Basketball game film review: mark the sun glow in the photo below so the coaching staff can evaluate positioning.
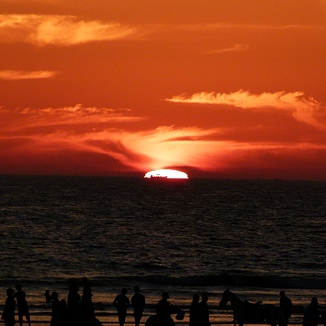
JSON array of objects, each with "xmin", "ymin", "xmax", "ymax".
[{"xmin": 144, "ymin": 169, "xmax": 189, "ymax": 179}]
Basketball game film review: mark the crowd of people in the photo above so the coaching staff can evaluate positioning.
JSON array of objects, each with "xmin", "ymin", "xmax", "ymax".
[{"xmin": 1, "ymin": 282, "xmax": 326, "ymax": 326}]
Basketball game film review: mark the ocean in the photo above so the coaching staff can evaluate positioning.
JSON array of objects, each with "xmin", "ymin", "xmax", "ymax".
[{"xmin": 0, "ymin": 175, "xmax": 326, "ymax": 325}]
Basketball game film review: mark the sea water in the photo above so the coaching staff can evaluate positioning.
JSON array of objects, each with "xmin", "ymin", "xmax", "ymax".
[{"xmin": 0, "ymin": 176, "xmax": 326, "ymax": 324}]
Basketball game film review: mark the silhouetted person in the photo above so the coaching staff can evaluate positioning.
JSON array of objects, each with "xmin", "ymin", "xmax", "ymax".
[
  {"xmin": 15, "ymin": 284, "xmax": 31, "ymax": 326},
  {"xmin": 57, "ymin": 299, "xmax": 67, "ymax": 326},
  {"xmin": 131, "ymin": 286, "xmax": 145, "ymax": 326},
  {"xmin": 321, "ymin": 309, "xmax": 326, "ymax": 326},
  {"xmin": 2, "ymin": 288, "xmax": 16, "ymax": 326},
  {"xmin": 50, "ymin": 292, "xmax": 60, "ymax": 326},
  {"xmin": 66, "ymin": 281, "xmax": 82, "ymax": 326},
  {"xmin": 67, "ymin": 281, "xmax": 81, "ymax": 307},
  {"xmin": 189, "ymin": 294, "xmax": 201, "ymax": 326},
  {"xmin": 44, "ymin": 290, "xmax": 52, "ymax": 303},
  {"xmin": 82, "ymin": 277, "xmax": 93, "ymax": 304},
  {"xmin": 279, "ymin": 290, "xmax": 293, "ymax": 326},
  {"xmin": 81, "ymin": 277, "xmax": 96, "ymax": 324},
  {"xmin": 199, "ymin": 294, "xmax": 210, "ymax": 326},
  {"xmin": 113, "ymin": 288, "xmax": 130, "ymax": 326},
  {"xmin": 303, "ymin": 297, "xmax": 320, "ymax": 326},
  {"xmin": 156, "ymin": 292, "xmax": 172, "ymax": 320}
]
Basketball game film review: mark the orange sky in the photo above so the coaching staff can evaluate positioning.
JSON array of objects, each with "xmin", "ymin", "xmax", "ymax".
[{"xmin": 1, "ymin": 0, "xmax": 326, "ymax": 179}]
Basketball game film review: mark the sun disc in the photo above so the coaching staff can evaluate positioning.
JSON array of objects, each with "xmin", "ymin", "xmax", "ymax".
[{"xmin": 144, "ymin": 169, "xmax": 188, "ymax": 179}]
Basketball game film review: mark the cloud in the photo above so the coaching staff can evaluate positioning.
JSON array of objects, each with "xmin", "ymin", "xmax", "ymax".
[
  {"xmin": 0, "ymin": 70, "xmax": 59, "ymax": 80},
  {"xmin": 1, "ymin": 103, "xmax": 326, "ymax": 178},
  {"xmin": 167, "ymin": 90, "xmax": 326, "ymax": 130},
  {"xmin": 207, "ymin": 43, "xmax": 249, "ymax": 54},
  {"xmin": 146, "ymin": 22, "xmax": 325, "ymax": 36},
  {"xmin": 0, "ymin": 104, "xmax": 223, "ymax": 173},
  {"xmin": 0, "ymin": 14, "xmax": 135, "ymax": 46},
  {"xmin": 0, "ymin": 104, "xmax": 141, "ymax": 134}
]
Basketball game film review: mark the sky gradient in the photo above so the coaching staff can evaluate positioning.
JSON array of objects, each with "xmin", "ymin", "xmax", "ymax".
[{"xmin": 1, "ymin": 0, "xmax": 326, "ymax": 179}]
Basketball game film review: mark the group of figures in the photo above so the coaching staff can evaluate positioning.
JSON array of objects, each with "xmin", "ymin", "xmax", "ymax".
[
  {"xmin": 1, "ymin": 278, "xmax": 101, "ymax": 326},
  {"xmin": 110, "ymin": 287, "xmax": 213, "ymax": 326},
  {"xmin": 219, "ymin": 289, "xmax": 326, "ymax": 326},
  {"xmin": 113, "ymin": 286, "xmax": 145, "ymax": 326},
  {"xmin": 1, "ymin": 284, "xmax": 31, "ymax": 326},
  {"xmin": 112, "ymin": 288, "xmax": 189, "ymax": 326},
  {"xmin": 2, "ymin": 283, "xmax": 326, "ymax": 326}
]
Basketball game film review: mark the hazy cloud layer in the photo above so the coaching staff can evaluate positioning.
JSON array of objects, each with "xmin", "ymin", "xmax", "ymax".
[
  {"xmin": 0, "ymin": 14, "xmax": 135, "ymax": 46},
  {"xmin": 167, "ymin": 90, "xmax": 326, "ymax": 130}
]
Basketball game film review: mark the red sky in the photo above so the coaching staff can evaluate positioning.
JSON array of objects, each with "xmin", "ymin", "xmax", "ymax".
[{"xmin": 1, "ymin": 0, "xmax": 326, "ymax": 179}]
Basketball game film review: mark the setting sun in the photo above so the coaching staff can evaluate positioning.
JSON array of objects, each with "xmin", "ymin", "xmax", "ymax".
[
  {"xmin": 0, "ymin": 1, "xmax": 326, "ymax": 180},
  {"xmin": 144, "ymin": 169, "xmax": 189, "ymax": 179}
]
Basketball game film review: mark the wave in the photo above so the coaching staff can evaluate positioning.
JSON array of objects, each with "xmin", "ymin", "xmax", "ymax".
[
  {"xmin": 3, "ymin": 273, "xmax": 326, "ymax": 291},
  {"xmin": 120, "ymin": 273, "xmax": 326, "ymax": 290}
]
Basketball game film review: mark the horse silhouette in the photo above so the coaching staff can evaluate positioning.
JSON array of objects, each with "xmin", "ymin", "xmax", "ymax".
[{"xmin": 220, "ymin": 289, "xmax": 285, "ymax": 326}]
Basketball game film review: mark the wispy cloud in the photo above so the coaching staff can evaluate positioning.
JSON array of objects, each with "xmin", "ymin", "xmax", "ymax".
[
  {"xmin": 0, "ymin": 104, "xmax": 141, "ymax": 133},
  {"xmin": 207, "ymin": 43, "xmax": 249, "ymax": 54},
  {"xmin": 178, "ymin": 23, "xmax": 325, "ymax": 31},
  {"xmin": 145, "ymin": 23, "xmax": 325, "ymax": 36},
  {"xmin": 0, "ymin": 70, "xmax": 58, "ymax": 80},
  {"xmin": 167, "ymin": 90, "xmax": 326, "ymax": 130},
  {"xmin": 0, "ymin": 14, "xmax": 136, "ymax": 46}
]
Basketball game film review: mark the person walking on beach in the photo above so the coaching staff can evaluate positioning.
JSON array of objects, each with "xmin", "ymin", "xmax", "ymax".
[
  {"xmin": 2, "ymin": 288, "xmax": 16, "ymax": 326},
  {"xmin": 131, "ymin": 286, "xmax": 145, "ymax": 326},
  {"xmin": 189, "ymin": 294, "xmax": 201, "ymax": 326},
  {"xmin": 303, "ymin": 297, "xmax": 320, "ymax": 326},
  {"xmin": 279, "ymin": 290, "xmax": 293, "ymax": 326},
  {"xmin": 113, "ymin": 288, "xmax": 130, "ymax": 326},
  {"xmin": 199, "ymin": 294, "xmax": 210, "ymax": 326},
  {"xmin": 15, "ymin": 284, "xmax": 31, "ymax": 326}
]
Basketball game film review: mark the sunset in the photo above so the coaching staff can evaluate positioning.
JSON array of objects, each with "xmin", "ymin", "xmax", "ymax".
[
  {"xmin": 1, "ymin": 2, "xmax": 326, "ymax": 325},
  {"xmin": 1, "ymin": 0, "xmax": 326, "ymax": 180}
]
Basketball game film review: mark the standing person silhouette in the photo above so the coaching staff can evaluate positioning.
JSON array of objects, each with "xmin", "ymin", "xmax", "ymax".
[
  {"xmin": 303, "ymin": 297, "xmax": 320, "ymax": 326},
  {"xmin": 2, "ymin": 288, "xmax": 16, "ymax": 326},
  {"xmin": 113, "ymin": 288, "xmax": 130, "ymax": 326},
  {"xmin": 199, "ymin": 294, "xmax": 210, "ymax": 326},
  {"xmin": 50, "ymin": 292, "xmax": 60, "ymax": 326},
  {"xmin": 279, "ymin": 290, "xmax": 293, "ymax": 326},
  {"xmin": 15, "ymin": 284, "xmax": 31, "ymax": 326},
  {"xmin": 131, "ymin": 286, "xmax": 145, "ymax": 326},
  {"xmin": 66, "ymin": 281, "xmax": 82, "ymax": 326},
  {"xmin": 82, "ymin": 277, "xmax": 95, "ymax": 322},
  {"xmin": 82, "ymin": 277, "xmax": 93, "ymax": 304},
  {"xmin": 189, "ymin": 294, "xmax": 201, "ymax": 326}
]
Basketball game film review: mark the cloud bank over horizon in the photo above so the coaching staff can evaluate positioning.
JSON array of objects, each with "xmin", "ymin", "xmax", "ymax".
[{"xmin": 1, "ymin": 102, "xmax": 326, "ymax": 178}]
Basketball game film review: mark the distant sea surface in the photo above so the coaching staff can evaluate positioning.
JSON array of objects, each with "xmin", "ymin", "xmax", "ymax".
[{"xmin": 1, "ymin": 176, "xmax": 326, "ymax": 323}]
